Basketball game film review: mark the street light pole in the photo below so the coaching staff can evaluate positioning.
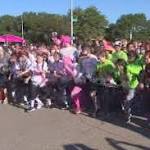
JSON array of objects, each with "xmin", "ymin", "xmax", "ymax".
[
  {"xmin": 70, "ymin": 0, "xmax": 74, "ymax": 45},
  {"xmin": 21, "ymin": 15, "xmax": 24, "ymax": 39},
  {"xmin": 129, "ymin": 30, "xmax": 133, "ymax": 41}
]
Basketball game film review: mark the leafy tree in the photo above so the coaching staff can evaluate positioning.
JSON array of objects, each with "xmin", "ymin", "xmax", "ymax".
[
  {"xmin": 1, "ymin": 10, "xmax": 150, "ymax": 44},
  {"xmin": 106, "ymin": 13, "xmax": 150, "ymax": 41},
  {"xmin": 0, "ymin": 12, "xmax": 70, "ymax": 43},
  {"xmin": 0, "ymin": 7, "xmax": 108, "ymax": 44},
  {"xmin": 73, "ymin": 6, "xmax": 108, "ymax": 42},
  {"xmin": 0, "ymin": 15, "xmax": 18, "ymax": 35}
]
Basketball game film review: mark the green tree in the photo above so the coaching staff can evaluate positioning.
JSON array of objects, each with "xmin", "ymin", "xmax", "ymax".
[
  {"xmin": 73, "ymin": 6, "xmax": 108, "ymax": 42},
  {"xmin": 106, "ymin": 13, "xmax": 150, "ymax": 41},
  {"xmin": 0, "ymin": 15, "xmax": 18, "ymax": 35},
  {"xmin": 0, "ymin": 12, "xmax": 70, "ymax": 44}
]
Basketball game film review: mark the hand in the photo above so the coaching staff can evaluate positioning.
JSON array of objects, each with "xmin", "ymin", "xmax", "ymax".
[
  {"xmin": 54, "ymin": 72, "xmax": 60, "ymax": 78},
  {"xmin": 54, "ymin": 71, "xmax": 57, "ymax": 76},
  {"xmin": 139, "ymin": 83, "xmax": 144, "ymax": 89}
]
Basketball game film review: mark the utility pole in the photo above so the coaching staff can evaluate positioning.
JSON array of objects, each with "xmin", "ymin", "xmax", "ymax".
[
  {"xmin": 21, "ymin": 15, "xmax": 24, "ymax": 39},
  {"xmin": 70, "ymin": 0, "xmax": 74, "ymax": 45},
  {"xmin": 129, "ymin": 30, "xmax": 133, "ymax": 41}
]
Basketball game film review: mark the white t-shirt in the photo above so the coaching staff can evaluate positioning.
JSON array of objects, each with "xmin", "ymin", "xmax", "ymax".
[
  {"xmin": 14, "ymin": 59, "xmax": 32, "ymax": 78},
  {"xmin": 28, "ymin": 53, "xmax": 36, "ymax": 66},
  {"xmin": 31, "ymin": 61, "xmax": 48, "ymax": 86},
  {"xmin": 60, "ymin": 46, "xmax": 78, "ymax": 61}
]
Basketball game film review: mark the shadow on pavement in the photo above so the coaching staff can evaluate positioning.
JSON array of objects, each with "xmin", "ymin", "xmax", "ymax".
[
  {"xmin": 105, "ymin": 137, "xmax": 150, "ymax": 150},
  {"xmin": 93, "ymin": 113, "xmax": 150, "ymax": 139},
  {"xmin": 63, "ymin": 144, "xmax": 98, "ymax": 150}
]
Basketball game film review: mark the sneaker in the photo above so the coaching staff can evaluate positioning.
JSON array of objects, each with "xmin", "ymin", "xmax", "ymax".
[
  {"xmin": 65, "ymin": 101, "xmax": 70, "ymax": 109},
  {"xmin": 20, "ymin": 102, "xmax": 25, "ymax": 106},
  {"xmin": 72, "ymin": 108, "xmax": 81, "ymax": 114},
  {"xmin": 27, "ymin": 107, "xmax": 36, "ymax": 112},
  {"xmin": 126, "ymin": 114, "xmax": 132, "ymax": 123},
  {"xmin": 36, "ymin": 104, "xmax": 43, "ymax": 110},
  {"xmin": 2, "ymin": 99, "xmax": 8, "ymax": 104},
  {"xmin": 61, "ymin": 105, "xmax": 69, "ymax": 110},
  {"xmin": 45, "ymin": 99, "xmax": 52, "ymax": 108},
  {"xmin": 75, "ymin": 110, "xmax": 81, "ymax": 114},
  {"xmin": 66, "ymin": 104, "xmax": 70, "ymax": 109},
  {"xmin": 47, "ymin": 99, "xmax": 52, "ymax": 106}
]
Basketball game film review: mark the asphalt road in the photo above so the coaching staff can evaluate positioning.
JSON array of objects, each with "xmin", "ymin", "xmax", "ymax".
[{"xmin": 0, "ymin": 104, "xmax": 150, "ymax": 150}]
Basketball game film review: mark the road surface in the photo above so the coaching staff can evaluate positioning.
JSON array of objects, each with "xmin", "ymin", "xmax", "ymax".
[{"xmin": 0, "ymin": 104, "xmax": 150, "ymax": 150}]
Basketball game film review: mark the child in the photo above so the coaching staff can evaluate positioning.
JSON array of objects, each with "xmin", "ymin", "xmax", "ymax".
[
  {"xmin": 27, "ymin": 54, "xmax": 48, "ymax": 112},
  {"xmin": 111, "ymin": 41, "xmax": 128, "ymax": 63},
  {"xmin": 70, "ymin": 58, "xmax": 92, "ymax": 114},
  {"xmin": 94, "ymin": 51, "xmax": 116, "ymax": 117},
  {"xmin": 6, "ymin": 53, "xmax": 19, "ymax": 104},
  {"xmin": 113, "ymin": 59, "xmax": 128, "ymax": 115},
  {"xmin": 15, "ymin": 51, "xmax": 32, "ymax": 105},
  {"xmin": 123, "ymin": 50, "xmax": 144, "ymax": 122},
  {"xmin": 49, "ymin": 52, "xmax": 70, "ymax": 109}
]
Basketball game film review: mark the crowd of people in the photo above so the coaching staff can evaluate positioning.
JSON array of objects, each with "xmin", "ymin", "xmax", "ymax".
[{"xmin": 0, "ymin": 35, "xmax": 150, "ymax": 126}]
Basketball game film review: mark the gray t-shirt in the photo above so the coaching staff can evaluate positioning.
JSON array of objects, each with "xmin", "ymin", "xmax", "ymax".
[{"xmin": 60, "ymin": 46, "xmax": 78, "ymax": 60}]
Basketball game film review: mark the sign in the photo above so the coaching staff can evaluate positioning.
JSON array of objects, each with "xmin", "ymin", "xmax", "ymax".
[{"xmin": 73, "ymin": 16, "xmax": 78, "ymax": 22}]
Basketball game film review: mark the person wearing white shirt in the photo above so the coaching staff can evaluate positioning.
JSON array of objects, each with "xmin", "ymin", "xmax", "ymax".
[
  {"xmin": 14, "ymin": 52, "xmax": 33, "ymax": 105},
  {"xmin": 60, "ymin": 42, "xmax": 79, "ymax": 62},
  {"xmin": 28, "ymin": 54, "xmax": 48, "ymax": 112}
]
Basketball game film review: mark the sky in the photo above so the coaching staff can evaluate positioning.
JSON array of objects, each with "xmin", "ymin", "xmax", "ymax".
[{"xmin": 0, "ymin": 0, "xmax": 150, "ymax": 23}]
